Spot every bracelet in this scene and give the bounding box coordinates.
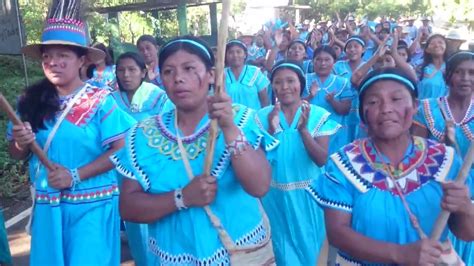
[174,189,187,210]
[226,130,250,157]
[69,168,81,191]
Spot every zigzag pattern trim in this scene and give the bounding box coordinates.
[110,154,137,181]
[306,186,352,212]
[128,125,151,191]
[431,141,454,183]
[331,151,373,193]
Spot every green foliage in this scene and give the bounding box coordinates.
[0,56,43,198]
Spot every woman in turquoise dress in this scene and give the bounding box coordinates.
[257,60,340,265]
[111,36,275,265]
[137,35,163,88]
[0,210,11,266]
[225,39,270,109]
[309,68,474,265]
[113,52,173,121]
[7,5,135,265]
[412,51,474,265]
[286,39,313,73]
[305,46,352,153]
[91,43,117,89]
[417,34,448,99]
[333,36,366,142]
[112,52,173,266]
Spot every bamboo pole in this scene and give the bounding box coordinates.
[204,0,231,175]
[0,94,55,171]
[431,142,474,240]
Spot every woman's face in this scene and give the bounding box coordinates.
[313,51,335,76]
[397,47,409,62]
[449,59,474,98]
[161,50,214,111]
[425,36,446,57]
[272,68,301,106]
[376,54,396,69]
[332,45,342,59]
[116,58,146,92]
[363,80,417,141]
[287,42,306,61]
[41,45,84,88]
[312,30,323,43]
[345,41,364,61]
[225,45,246,68]
[137,40,159,65]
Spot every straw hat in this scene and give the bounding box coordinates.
[445,29,467,41]
[21,1,104,62]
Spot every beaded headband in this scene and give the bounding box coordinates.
[226,39,247,52]
[161,39,212,60]
[344,36,366,51]
[359,73,416,94]
[447,51,474,64]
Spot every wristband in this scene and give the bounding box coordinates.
[69,168,81,191]
[174,189,187,210]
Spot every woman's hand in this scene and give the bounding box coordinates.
[208,93,234,131]
[268,101,281,135]
[12,122,35,150]
[182,174,217,207]
[398,239,443,265]
[48,164,73,190]
[297,101,310,131]
[441,181,472,215]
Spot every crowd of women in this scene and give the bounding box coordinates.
[1,1,473,265]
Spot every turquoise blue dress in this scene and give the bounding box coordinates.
[7,84,135,265]
[304,73,353,153]
[309,136,468,265]
[414,96,474,264]
[225,65,270,110]
[333,60,363,142]
[417,63,447,100]
[92,65,117,89]
[256,104,340,265]
[0,210,11,265]
[111,82,174,121]
[111,81,173,266]
[111,104,271,265]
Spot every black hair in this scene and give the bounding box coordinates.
[445,51,474,86]
[358,68,418,124]
[158,36,215,72]
[270,60,306,96]
[420,34,447,81]
[288,39,307,52]
[115,52,147,92]
[137,34,158,47]
[86,64,96,79]
[313,45,337,61]
[92,43,113,65]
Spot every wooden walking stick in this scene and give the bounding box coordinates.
[0,93,55,171]
[431,141,474,241]
[203,0,231,175]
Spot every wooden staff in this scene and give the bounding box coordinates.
[431,141,474,241]
[0,93,55,171]
[204,0,231,175]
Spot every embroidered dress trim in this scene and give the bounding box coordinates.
[35,185,119,205]
[312,111,341,137]
[439,97,474,140]
[270,179,312,191]
[422,98,445,140]
[332,138,454,195]
[65,85,110,126]
[306,185,352,212]
[148,220,267,265]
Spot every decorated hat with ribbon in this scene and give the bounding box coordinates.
[21,0,104,62]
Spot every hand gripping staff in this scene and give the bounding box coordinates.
[0,93,55,171]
